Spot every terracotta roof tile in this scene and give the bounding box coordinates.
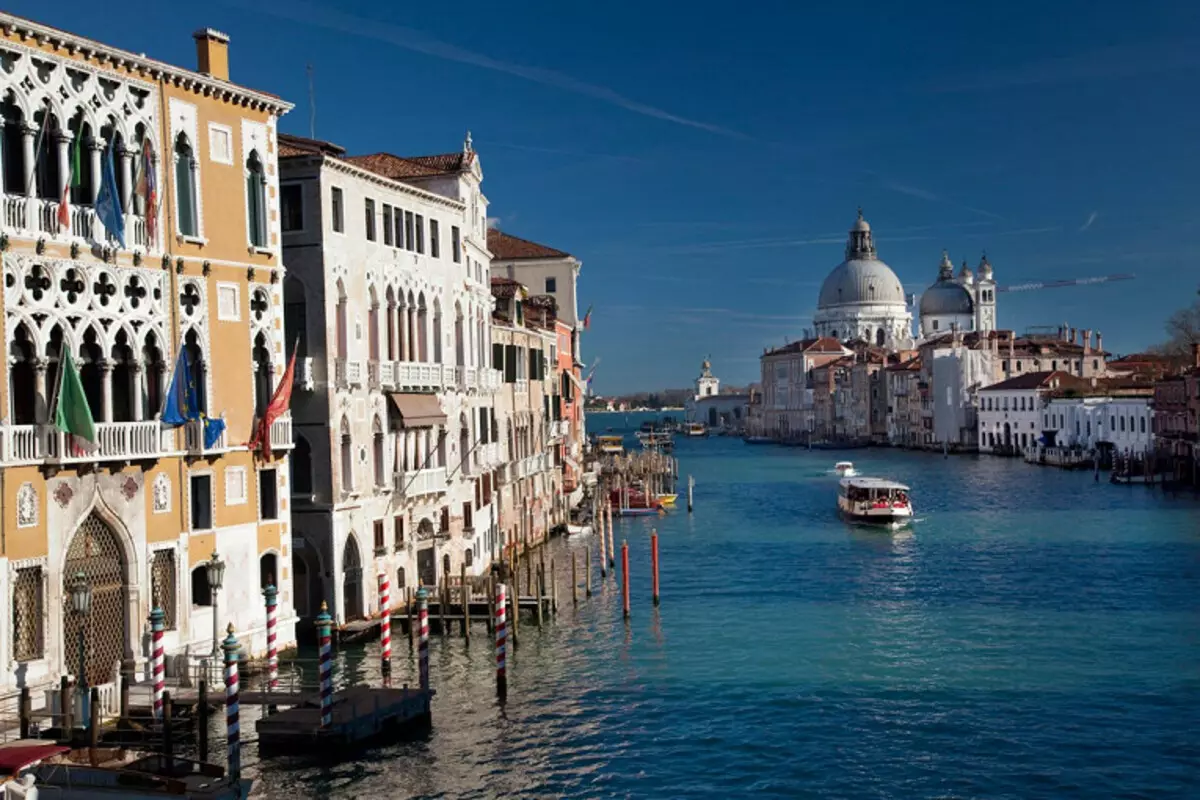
[344,153,446,180]
[488,229,571,260]
[981,370,1083,392]
[404,152,475,173]
[277,133,346,158]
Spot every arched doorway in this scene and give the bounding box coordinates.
[292,551,313,618]
[1003,422,1011,450]
[416,519,436,586]
[708,407,718,427]
[342,535,363,620]
[63,514,129,686]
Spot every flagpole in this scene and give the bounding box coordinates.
[25,100,51,198]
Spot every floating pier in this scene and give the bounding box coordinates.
[255,685,433,754]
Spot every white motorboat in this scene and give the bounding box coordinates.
[837,477,913,526]
[834,461,856,477]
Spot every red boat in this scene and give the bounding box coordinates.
[608,487,663,511]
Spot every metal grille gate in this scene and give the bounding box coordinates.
[150,550,178,630]
[63,515,128,686]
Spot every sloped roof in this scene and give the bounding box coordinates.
[763,337,847,357]
[487,229,571,260]
[404,152,475,173]
[344,153,448,180]
[277,133,346,158]
[886,357,922,372]
[981,370,1082,392]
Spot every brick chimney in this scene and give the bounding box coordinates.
[1192,342,1200,369]
[1070,327,1076,344]
[194,28,231,81]
[1082,329,1091,355]
[1095,331,1103,353]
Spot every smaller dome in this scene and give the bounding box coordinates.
[920,254,975,317]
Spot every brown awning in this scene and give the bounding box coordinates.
[388,393,447,428]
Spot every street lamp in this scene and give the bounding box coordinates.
[69,571,92,729]
[207,551,226,658]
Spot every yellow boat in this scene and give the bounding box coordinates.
[597,435,624,454]
[656,494,678,506]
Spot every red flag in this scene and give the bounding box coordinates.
[247,345,297,460]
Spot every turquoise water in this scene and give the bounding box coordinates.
[251,411,1200,798]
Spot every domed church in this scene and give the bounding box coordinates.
[813,210,914,349]
[917,251,997,339]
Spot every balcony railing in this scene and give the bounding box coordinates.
[393,466,447,498]
[393,361,454,392]
[368,360,381,390]
[479,442,501,467]
[379,360,396,389]
[1,421,175,464]
[184,418,229,454]
[334,358,364,389]
[2,195,153,251]
[456,366,478,391]
[294,356,315,391]
[269,414,294,451]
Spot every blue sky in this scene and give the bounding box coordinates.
[18,0,1200,393]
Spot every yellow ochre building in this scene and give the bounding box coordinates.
[0,14,297,700]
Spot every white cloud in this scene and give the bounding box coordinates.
[1080,211,1098,232]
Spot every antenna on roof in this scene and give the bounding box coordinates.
[306,63,316,140]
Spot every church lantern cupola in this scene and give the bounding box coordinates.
[845,208,877,260]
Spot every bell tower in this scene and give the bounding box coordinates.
[975,253,996,333]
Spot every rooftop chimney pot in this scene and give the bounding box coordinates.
[193,28,230,82]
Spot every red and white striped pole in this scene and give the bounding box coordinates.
[379,572,392,683]
[494,582,507,697]
[150,607,165,720]
[606,502,616,570]
[262,584,278,691]
[417,588,430,691]
[222,624,241,785]
[316,602,334,728]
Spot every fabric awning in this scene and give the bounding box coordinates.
[388,393,447,428]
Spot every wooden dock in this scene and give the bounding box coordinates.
[255,685,433,754]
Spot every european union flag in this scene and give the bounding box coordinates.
[95,142,124,249]
[161,347,196,427]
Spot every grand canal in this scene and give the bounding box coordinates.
[249,412,1200,798]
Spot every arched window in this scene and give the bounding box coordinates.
[246,149,267,247]
[340,416,353,495]
[459,413,471,476]
[34,108,60,199]
[876,328,885,347]
[175,133,199,237]
[373,416,386,488]
[142,331,165,420]
[183,329,207,412]
[368,286,380,361]
[386,287,397,361]
[191,565,212,607]
[111,329,136,422]
[433,299,443,363]
[253,332,272,417]
[70,117,96,207]
[260,553,278,589]
[1,92,27,195]
[291,433,314,495]
[454,301,465,367]
[1140,416,1146,434]
[417,293,429,362]
[335,280,348,360]
[79,327,105,421]
[8,322,37,425]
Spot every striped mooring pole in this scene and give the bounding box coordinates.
[379,573,392,683]
[317,602,334,728]
[494,582,507,697]
[262,584,279,691]
[222,624,241,786]
[150,607,165,720]
[621,540,631,620]
[651,530,660,607]
[417,587,430,691]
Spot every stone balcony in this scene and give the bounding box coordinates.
[334,358,364,389]
[393,466,447,498]
[1,420,174,465]
[2,195,152,251]
[294,357,315,391]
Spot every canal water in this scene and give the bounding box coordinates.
[248,411,1200,798]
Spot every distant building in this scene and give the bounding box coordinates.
[685,359,750,429]
[978,371,1087,454]
[918,251,996,339]
[759,338,851,440]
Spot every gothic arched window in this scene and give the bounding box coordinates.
[246,149,267,247]
[175,133,199,237]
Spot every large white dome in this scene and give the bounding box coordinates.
[817,210,907,308]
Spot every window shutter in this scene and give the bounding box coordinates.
[505,345,517,382]
[492,343,503,370]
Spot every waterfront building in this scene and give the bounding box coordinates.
[684,359,751,430]
[278,132,501,621]
[883,356,923,446]
[552,317,584,500]
[977,371,1086,454]
[918,252,996,339]
[490,277,563,553]
[813,211,914,348]
[487,229,585,499]
[759,337,849,441]
[1044,389,1154,454]
[0,19,297,692]
[1151,345,1199,474]
[919,330,996,451]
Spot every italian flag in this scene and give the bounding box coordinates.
[57,127,82,231]
[53,349,97,456]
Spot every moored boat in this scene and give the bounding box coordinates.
[837,477,913,526]
[686,423,707,437]
[597,435,624,454]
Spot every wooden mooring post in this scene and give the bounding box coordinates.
[586,548,593,597]
[687,474,695,513]
[571,553,579,606]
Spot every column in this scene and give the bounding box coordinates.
[130,363,144,422]
[33,358,48,424]
[54,132,70,199]
[407,308,416,361]
[100,359,114,423]
[87,141,103,204]
[21,125,36,198]
[119,147,133,211]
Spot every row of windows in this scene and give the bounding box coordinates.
[188,468,278,532]
[304,186,464,264]
[492,342,549,383]
[1041,413,1148,435]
